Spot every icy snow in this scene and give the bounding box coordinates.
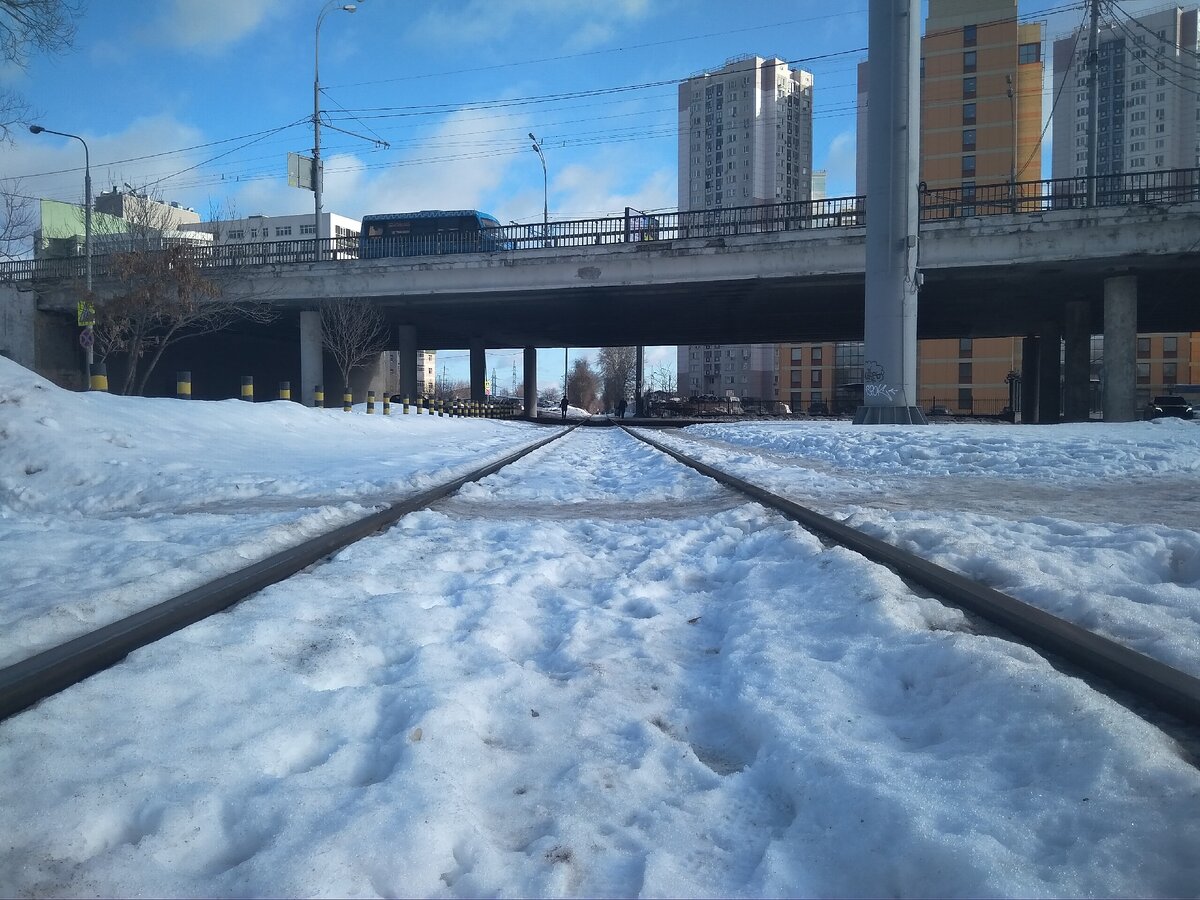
[1,357,1199,897]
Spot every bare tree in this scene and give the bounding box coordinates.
[0,0,82,142]
[598,346,636,412]
[0,180,33,259]
[567,357,601,412]
[650,364,677,394]
[320,297,389,398]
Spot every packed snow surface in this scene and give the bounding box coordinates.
[1,358,1199,897]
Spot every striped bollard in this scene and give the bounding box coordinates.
[279,380,291,401]
[314,384,324,408]
[367,390,376,414]
[90,361,109,392]
[437,399,444,417]
[383,395,391,415]
[403,396,410,414]
[176,370,191,400]
[343,390,352,412]
[241,376,254,401]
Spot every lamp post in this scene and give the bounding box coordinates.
[529,132,547,247]
[30,124,92,381]
[314,1,358,261]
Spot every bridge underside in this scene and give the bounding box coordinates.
[362,258,1200,349]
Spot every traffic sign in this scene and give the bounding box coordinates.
[79,328,94,349]
[76,300,96,327]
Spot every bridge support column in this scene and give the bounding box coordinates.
[1037,323,1062,424]
[1103,274,1138,422]
[1020,335,1039,424]
[396,325,418,401]
[523,347,538,420]
[300,311,323,407]
[855,0,925,425]
[1062,301,1092,422]
[635,345,644,417]
[470,340,486,402]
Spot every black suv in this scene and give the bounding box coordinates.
[1145,396,1194,420]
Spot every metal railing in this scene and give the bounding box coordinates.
[4,168,1199,284]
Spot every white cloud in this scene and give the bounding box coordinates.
[551,159,675,220]
[409,0,653,51]
[143,0,287,53]
[821,129,857,198]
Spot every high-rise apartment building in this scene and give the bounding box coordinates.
[1051,6,1199,179]
[676,56,814,399]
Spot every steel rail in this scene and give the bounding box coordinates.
[625,427,1200,728]
[0,426,575,722]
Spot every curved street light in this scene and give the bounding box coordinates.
[314,1,358,261]
[529,132,547,247]
[30,124,93,381]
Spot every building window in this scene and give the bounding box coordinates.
[227,229,244,239]
[276,226,292,237]
[1164,362,1178,385]
[963,77,976,99]
[963,102,976,125]
[958,388,974,410]
[963,50,977,73]
[958,362,973,384]
[790,347,803,364]
[962,155,976,177]
[1137,362,1150,383]
[811,369,823,388]
[1137,337,1151,357]
[811,347,823,364]
[300,224,316,235]
[1018,42,1041,65]
[963,24,976,47]
[959,338,973,358]
[1163,336,1178,357]
[962,129,976,151]
[791,370,803,387]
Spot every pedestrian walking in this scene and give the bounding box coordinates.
[560,395,568,419]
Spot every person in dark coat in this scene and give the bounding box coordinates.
[560,395,568,419]
[617,398,628,419]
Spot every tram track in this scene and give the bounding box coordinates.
[4,419,1199,741]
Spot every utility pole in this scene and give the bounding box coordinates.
[1085,0,1101,207]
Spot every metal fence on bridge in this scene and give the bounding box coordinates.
[4,167,1199,283]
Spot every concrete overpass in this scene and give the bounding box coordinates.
[8,195,1200,420]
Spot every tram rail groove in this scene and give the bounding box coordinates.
[626,426,1200,729]
[0,426,575,723]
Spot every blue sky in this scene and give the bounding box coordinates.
[2,0,1161,392]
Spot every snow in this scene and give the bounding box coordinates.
[1,357,1199,897]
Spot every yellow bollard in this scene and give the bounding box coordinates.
[437,398,444,417]
[176,370,191,400]
[367,390,375,414]
[314,384,324,408]
[383,395,391,415]
[241,376,254,401]
[279,380,291,401]
[403,396,410,414]
[343,391,352,412]
[90,361,109,392]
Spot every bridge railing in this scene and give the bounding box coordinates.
[4,167,1200,283]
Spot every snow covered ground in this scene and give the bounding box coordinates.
[2,358,1199,897]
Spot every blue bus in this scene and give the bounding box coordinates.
[359,209,504,258]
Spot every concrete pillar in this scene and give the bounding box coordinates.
[299,310,323,407]
[469,339,486,402]
[1103,274,1138,422]
[0,285,36,370]
[635,345,645,416]
[1062,300,1092,422]
[523,347,538,420]
[1038,323,1062,424]
[1021,335,1039,424]
[396,325,418,401]
[856,0,925,424]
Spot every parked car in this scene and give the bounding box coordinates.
[928,405,953,417]
[807,401,829,416]
[1145,395,1194,420]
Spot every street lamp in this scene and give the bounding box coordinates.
[30,124,92,381]
[314,1,358,261]
[529,132,547,246]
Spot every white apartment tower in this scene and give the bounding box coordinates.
[676,56,814,401]
[678,56,815,210]
[1051,6,1200,179]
